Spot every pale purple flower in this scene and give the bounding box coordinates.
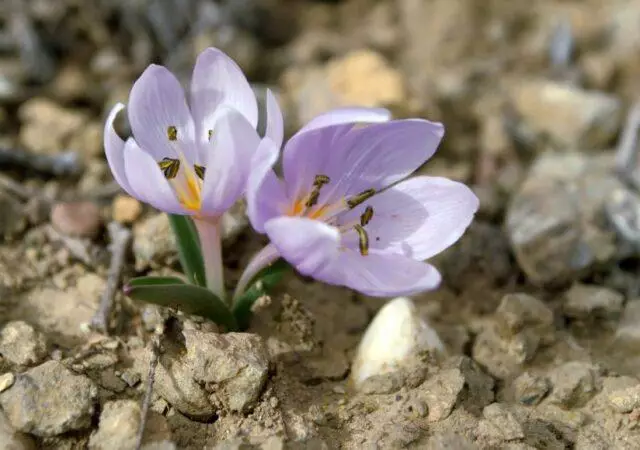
[104,47,260,217]
[237,104,479,298]
[104,47,261,299]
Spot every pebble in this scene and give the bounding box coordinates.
[282,49,405,128]
[477,402,525,441]
[495,293,554,337]
[513,372,551,406]
[0,409,35,450]
[112,194,143,224]
[0,360,97,437]
[418,369,465,422]
[350,297,444,393]
[506,152,623,286]
[0,373,14,392]
[508,79,622,150]
[18,98,89,155]
[0,321,48,367]
[50,201,102,238]
[607,384,640,413]
[142,331,269,418]
[88,400,173,450]
[563,283,624,320]
[615,299,640,344]
[545,361,601,408]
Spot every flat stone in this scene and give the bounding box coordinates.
[506,152,623,286]
[477,402,525,441]
[0,321,48,367]
[0,360,97,436]
[564,283,624,320]
[508,79,622,150]
[545,361,602,408]
[51,201,102,238]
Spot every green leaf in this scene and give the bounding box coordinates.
[168,214,206,287]
[232,259,289,330]
[125,277,238,331]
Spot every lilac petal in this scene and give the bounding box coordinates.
[104,103,136,196]
[123,139,188,215]
[200,108,260,216]
[265,89,284,149]
[247,137,288,233]
[298,106,390,135]
[326,119,445,200]
[190,47,258,142]
[341,176,478,260]
[264,216,340,276]
[281,108,391,199]
[128,65,197,162]
[335,252,442,297]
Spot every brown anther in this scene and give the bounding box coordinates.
[167,126,178,141]
[313,174,330,187]
[158,157,180,179]
[360,206,374,226]
[207,129,213,140]
[194,164,206,180]
[347,189,376,209]
[354,224,369,256]
[304,188,320,208]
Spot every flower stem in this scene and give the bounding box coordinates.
[232,243,280,303]
[192,217,226,303]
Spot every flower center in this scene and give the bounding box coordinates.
[288,173,376,256]
[158,125,209,211]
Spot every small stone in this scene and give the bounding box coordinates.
[506,152,623,285]
[532,404,587,442]
[509,79,622,150]
[443,356,495,415]
[18,98,89,155]
[89,400,172,450]
[513,372,550,406]
[495,293,554,337]
[112,195,143,224]
[0,373,14,392]
[0,321,48,367]
[0,190,27,240]
[607,384,640,413]
[564,283,624,320]
[545,361,601,408]
[418,369,465,422]
[477,403,525,441]
[144,331,269,418]
[0,409,35,450]
[616,299,640,344]
[427,432,479,450]
[51,201,102,238]
[0,360,97,436]
[350,297,444,393]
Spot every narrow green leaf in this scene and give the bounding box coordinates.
[232,259,289,330]
[125,281,238,331]
[127,276,186,287]
[168,214,206,287]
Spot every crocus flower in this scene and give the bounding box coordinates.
[104,47,260,300]
[237,104,479,298]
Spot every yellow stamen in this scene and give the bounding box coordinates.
[360,206,374,226]
[347,189,376,209]
[167,126,178,141]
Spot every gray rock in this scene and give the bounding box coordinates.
[532,404,587,442]
[89,400,173,450]
[512,372,551,406]
[615,299,640,344]
[443,356,494,415]
[495,293,554,338]
[0,409,35,450]
[607,384,640,413]
[427,432,479,450]
[0,360,97,436]
[545,361,602,408]
[0,321,48,367]
[477,403,525,441]
[148,331,269,418]
[418,369,465,422]
[564,283,624,320]
[506,152,623,286]
[508,79,622,150]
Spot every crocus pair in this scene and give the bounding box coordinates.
[104,47,478,300]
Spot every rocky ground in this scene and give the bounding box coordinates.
[1,0,640,448]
